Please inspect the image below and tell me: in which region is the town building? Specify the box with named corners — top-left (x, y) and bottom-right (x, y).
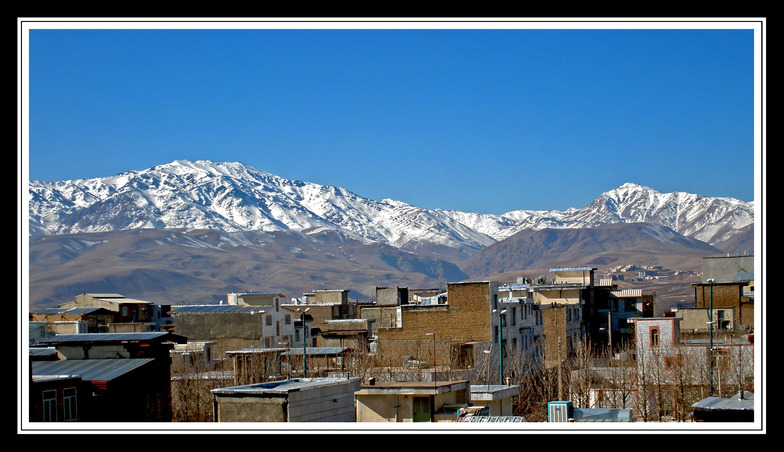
top-left (31, 331), bottom-right (186, 422)
top-left (692, 254), bottom-right (755, 332)
top-left (59, 293), bottom-right (155, 331)
top-left (693, 280), bottom-right (754, 332)
top-left (226, 346), bottom-right (350, 384)
top-left (468, 384), bottom-right (521, 417)
top-left (171, 301), bottom-right (298, 349)
top-left (354, 380), bottom-right (471, 422)
top-left (629, 316), bottom-right (754, 420)
top-left (692, 391), bottom-right (754, 422)
top-left (211, 377), bottom-right (361, 422)
top-left (374, 281), bottom-right (495, 378)
top-left (34, 293), bottom-right (172, 334)
top-left (29, 307), bottom-right (116, 335)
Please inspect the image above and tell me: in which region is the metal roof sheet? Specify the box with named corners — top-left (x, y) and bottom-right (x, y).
top-left (693, 392), bottom-right (754, 411)
top-left (283, 347), bottom-right (347, 356)
top-left (29, 347), bottom-right (58, 357)
top-left (611, 289), bottom-right (643, 298)
top-left (572, 408), bottom-right (634, 422)
top-left (32, 358), bottom-right (155, 382)
top-left (550, 267), bottom-right (596, 272)
top-left (37, 332), bottom-right (172, 344)
top-left (32, 307), bottom-right (111, 315)
top-left (212, 377), bottom-right (359, 396)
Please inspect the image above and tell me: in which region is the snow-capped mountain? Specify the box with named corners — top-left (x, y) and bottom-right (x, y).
top-left (28, 160), bottom-right (754, 251)
top-left (498, 182), bottom-right (755, 246)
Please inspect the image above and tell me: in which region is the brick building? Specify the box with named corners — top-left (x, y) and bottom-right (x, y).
top-left (693, 281), bottom-right (754, 331)
top-left (375, 281), bottom-right (496, 372)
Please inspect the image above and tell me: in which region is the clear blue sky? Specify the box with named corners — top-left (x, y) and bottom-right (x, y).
top-left (24, 20), bottom-right (760, 214)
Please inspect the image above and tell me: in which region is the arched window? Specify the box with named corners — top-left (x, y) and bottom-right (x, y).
top-left (650, 327), bottom-right (660, 347)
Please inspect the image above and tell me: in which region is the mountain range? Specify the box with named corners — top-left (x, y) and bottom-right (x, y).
top-left (27, 160), bottom-right (755, 309)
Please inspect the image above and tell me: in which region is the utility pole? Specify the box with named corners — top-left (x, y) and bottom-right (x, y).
top-left (557, 307), bottom-right (563, 401)
top-left (708, 279), bottom-right (715, 396)
top-left (426, 332), bottom-right (436, 387)
top-left (298, 307), bottom-right (310, 377)
top-left (493, 309), bottom-right (507, 385)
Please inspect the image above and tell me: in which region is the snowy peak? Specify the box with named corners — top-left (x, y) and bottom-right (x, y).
top-left (576, 182), bottom-right (753, 244)
top-left (28, 160), bottom-right (753, 251)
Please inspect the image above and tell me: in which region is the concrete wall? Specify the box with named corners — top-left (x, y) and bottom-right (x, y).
top-left (533, 287), bottom-right (583, 305)
top-left (376, 287), bottom-right (408, 306)
top-left (213, 378), bottom-right (360, 422)
top-left (360, 306), bottom-right (400, 333)
top-left (702, 255), bottom-right (754, 283)
top-left (552, 269), bottom-right (594, 285)
top-left (355, 381), bottom-right (470, 422)
top-left (287, 379), bottom-right (360, 422)
top-left (174, 312), bottom-right (264, 341)
top-left (314, 290), bottom-right (348, 304)
top-left (676, 307), bottom-right (736, 332)
top-left (214, 395), bottom-right (288, 422)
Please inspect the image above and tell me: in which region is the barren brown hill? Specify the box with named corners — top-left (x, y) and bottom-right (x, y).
top-left (459, 222), bottom-right (722, 279)
top-left (28, 228), bottom-right (467, 310)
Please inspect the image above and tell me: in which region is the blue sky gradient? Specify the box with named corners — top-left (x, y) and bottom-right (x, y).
top-left (25, 21), bottom-right (759, 214)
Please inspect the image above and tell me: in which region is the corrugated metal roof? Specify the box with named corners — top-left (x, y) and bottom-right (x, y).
top-left (693, 392), bottom-right (754, 411)
top-left (32, 358), bottom-right (154, 382)
top-left (29, 347), bottom-right (58, 357)
top-left (31, 307), bottom-right (110, 315)
top-left (94, 296), bottom-right (151, 304)
top-left (37, 332), bottom-right (172, 344)
top-left (611, 289), bottom-right (643, 298)
top-left (283, 347), bottom-right (347, 356)
top-left (572, 408), bottom-right (634, 422)
top-left (212, 377), bottom-right (359, 396)
top-left (171, 305), bottom-right (267, 314)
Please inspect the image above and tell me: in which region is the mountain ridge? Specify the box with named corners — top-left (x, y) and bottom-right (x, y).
top-left (29, 160), bottom-right (754, 255)
top-left (26, 161), bottom-right (755, 308)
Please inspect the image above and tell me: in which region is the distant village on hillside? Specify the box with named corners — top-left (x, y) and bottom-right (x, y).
top-left (26, 254), bottom-right (756, 429)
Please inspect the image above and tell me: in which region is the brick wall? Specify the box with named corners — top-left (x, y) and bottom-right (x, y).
top-left (375, 282), bottom-right (495, 367)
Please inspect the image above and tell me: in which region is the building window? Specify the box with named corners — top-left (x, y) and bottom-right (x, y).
top-left (712, 348), bottom-right (731, 370)
top-left (285, 314), bottom-right (291, 325)
top-left (665, 354), bottom-right (684, 370)
top-left (63, 387), bottom-right (78, 421)
top-left (42, 390), bottom-right (57, 422)
top-left (265, 315), bottom-right (272, 326)
top-left (650, 327), bottom-right (660, 347)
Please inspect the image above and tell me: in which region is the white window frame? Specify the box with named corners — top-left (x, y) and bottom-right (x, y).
top-left (42, 390), bottom-right (57, 422)
top-left (63, 387), bottom-right (78, 421)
